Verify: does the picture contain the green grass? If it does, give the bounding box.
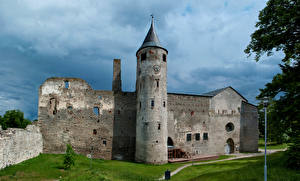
[0,154,230,181]
[258,138,289,149]
[171,152,300,181]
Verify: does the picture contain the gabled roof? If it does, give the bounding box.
[202,86,248,102]
[136,17,167,54]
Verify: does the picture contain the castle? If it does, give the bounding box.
[38,18,259,164]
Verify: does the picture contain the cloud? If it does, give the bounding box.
[0,0,281,119]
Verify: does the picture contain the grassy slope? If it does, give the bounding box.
[0,154,231,181]
[171,152,300,181]
[258,138,289,149]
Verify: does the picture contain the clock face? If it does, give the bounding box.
[153,65,161,73]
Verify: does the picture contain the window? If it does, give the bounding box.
[139,102,141,109]
[50,98,57,115]
[225,122,235,132]
[118,110,121,114]
[158,123,161,130]
[93,107,99,116]
[67,106,73,111]
[163,54,166,62]
[195,133,200,141]
[163,101,166,107]
[203,133,208,140]
[151,100,154,109]
[103,140,107,146]
[141,53,146,61]
[191,111,194,116]
[98,95,102,99]
[155,79,159,88]
[186,133,192,141]
[93,129,97,135]
[64,81,69,89]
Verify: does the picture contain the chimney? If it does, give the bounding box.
[112,59,122,92]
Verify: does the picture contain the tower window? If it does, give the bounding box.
[139,102,141,109]
[98,95,102,99]
[195,133,200,141]
[93,129,97,135]
[64,81,69,89]
[151,100,154,109]
[103,140,107,146]
[93,107,99,116]
[141,53,146,61]
[158,123,161,130]
[163,54,166,62]
[186,133,192,141]
[155,79,159,88]
[203,133,208,140]
[163,101,166,107]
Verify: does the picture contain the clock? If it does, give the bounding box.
[153,65,160,73]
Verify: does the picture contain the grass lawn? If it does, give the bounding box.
[0,154,231,181]
[258,138,289,149]
[171,152,300,181]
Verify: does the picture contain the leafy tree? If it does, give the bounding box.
[0,110,31,130]
[63,144,75,170]
[245,0,300,169]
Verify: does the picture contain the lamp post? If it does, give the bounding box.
[262,97,269,181]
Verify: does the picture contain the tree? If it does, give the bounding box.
[63,144,75,170]
[0,110,31,130]
[245,0,300,169]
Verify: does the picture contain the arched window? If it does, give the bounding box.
[167,137,174,148]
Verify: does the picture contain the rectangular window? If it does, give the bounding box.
[151,100,154,109]
[141,53,146,61]
[203,133,208,140]
[155,79,159,88]
[158,123,161,130]
[163,54,166,62]
[195,133,200,141]
[139,102,141,109]
[163,101,166,107]
[93,107,99,116]
[64,81,69,89]
[186,133,192,141]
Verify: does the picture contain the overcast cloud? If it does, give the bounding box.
[0,0,282,119]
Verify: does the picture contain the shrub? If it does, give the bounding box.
[63,144,75,170]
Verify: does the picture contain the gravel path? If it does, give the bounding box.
[159,149,285,180]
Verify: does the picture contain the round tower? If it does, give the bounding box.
[135,17,168,164]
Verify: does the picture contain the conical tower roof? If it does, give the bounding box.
[137,17,167,54]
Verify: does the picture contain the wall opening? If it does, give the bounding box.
[98,95,102,99]
[191,111,194,116]
[163,101,166,107]
[225,122,235,132]
[186,133,192,141]
[225,138,234,154]
[49,98,57,115]
[156,79,159,88]
[203,133,208,140]
[167,137,174,148]
[64,81,69,89]
[93,107,99,116]
[139,102,141,109]
[141,53,146,61]
[163,54,166,62]
[103,140,107,146]
[195,133,200,141]
[158,123,161,130]
[93,129,97,135]
[151,100,154,109]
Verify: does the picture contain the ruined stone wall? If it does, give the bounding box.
[240,101,259,152]
[167,93,211,155]
[112,92,136,160]
[38,78,114,159]
[0,125,42,169]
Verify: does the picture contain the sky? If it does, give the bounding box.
[0,0,283,120]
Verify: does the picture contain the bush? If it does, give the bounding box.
[0,110,31,130]
[285,137,300,170]
[63,144,75,170]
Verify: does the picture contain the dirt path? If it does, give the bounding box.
[159,149,285,180]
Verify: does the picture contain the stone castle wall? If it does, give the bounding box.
[38,78,114,159]
[0,125,42,169]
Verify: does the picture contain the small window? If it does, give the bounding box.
[195,133,200,141]
[64,81,69,89]
[203,133,208,140]
[139,102,141,109]
[67,106,73,110]
[191,111,194,116]
[225,122,235,132]
[93,129,97,135]
[103,140,107,146]
[151,100,154,109]
[98,95,102,99]
[163,101,166,107]
[93,107,99,115]
[186,133,192,141]
[163,54,166,62]
[141,53,146,61]
[155,79,159,88]
[158,123,161,130]
[118,110,121,114]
